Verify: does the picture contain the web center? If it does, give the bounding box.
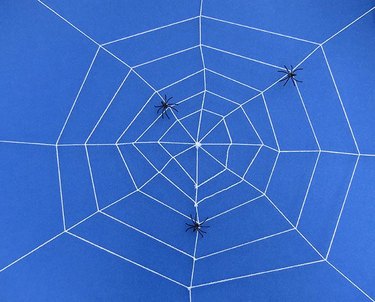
[195,141,202,149]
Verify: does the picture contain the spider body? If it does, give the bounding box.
[154,94,178,119]
[185,214,209,238]
[278,65,303,86]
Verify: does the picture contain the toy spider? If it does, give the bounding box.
[185,214,209,238]
[277,65,303,86]
[154,94,178,119]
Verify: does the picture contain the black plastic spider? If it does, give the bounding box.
[185,214,209,238]
[154,94,178,119]
[277,65,303,86]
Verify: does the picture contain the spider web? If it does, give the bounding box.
[1,1,375,302]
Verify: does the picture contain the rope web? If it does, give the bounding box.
[1,1,374,301]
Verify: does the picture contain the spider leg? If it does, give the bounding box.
[185,226,194,232]
[283,77,290,86]
[201,217,209,224]
[201,225,210,228]
[157,107,163,114]
[294,79,302,83]
[198,229,204,238]
[167,96,173,102]
[190,214,197,225]
[279,76,287,83]
[294,67,303,72]
[171,106,178,112]
[291,77,296,86]
[165,111,170,119]
[277,70,288,74]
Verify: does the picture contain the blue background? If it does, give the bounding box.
[0,1,374,301]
